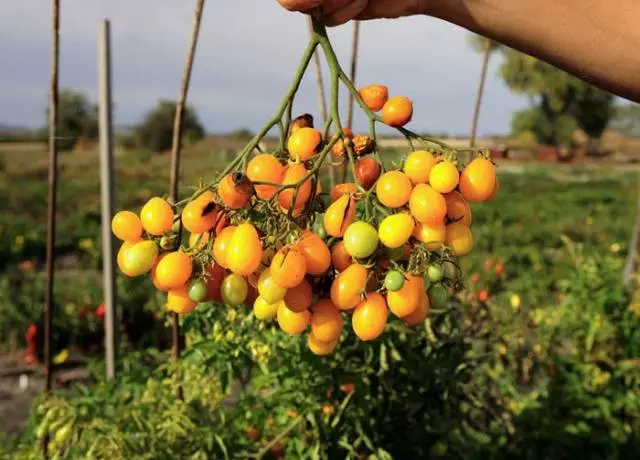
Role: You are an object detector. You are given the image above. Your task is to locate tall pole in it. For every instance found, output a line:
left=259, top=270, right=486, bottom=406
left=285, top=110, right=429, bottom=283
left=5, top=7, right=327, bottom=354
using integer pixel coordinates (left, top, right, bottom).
left=469, top=38, right=492, bottom=147
left=168, top=0, right=206, bottom=400
left=98, top=19, right=118, bottom=380
left=43, top=0, right=60, bottom=455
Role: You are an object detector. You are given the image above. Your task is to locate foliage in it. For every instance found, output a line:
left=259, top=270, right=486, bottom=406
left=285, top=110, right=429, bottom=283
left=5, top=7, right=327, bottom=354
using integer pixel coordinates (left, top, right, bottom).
left=132, top=100, right=205, bottom=152
left=498, top=50, right=614, bottom=145
left=47, top=89, right=98, bottom=151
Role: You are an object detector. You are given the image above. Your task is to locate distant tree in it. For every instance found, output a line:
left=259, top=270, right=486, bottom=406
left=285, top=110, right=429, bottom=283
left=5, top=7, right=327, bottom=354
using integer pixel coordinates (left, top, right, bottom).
left=47, top=89, right=98, bottom=150
left=499, top=50, right=614, bottom=146
left=611, top=104, right=640, bottom=137
left=133, top=100, right=205, bottom=152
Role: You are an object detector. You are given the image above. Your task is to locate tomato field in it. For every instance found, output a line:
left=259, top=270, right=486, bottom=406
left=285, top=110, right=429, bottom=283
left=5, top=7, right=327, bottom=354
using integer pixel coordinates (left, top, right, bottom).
left=1, top=134, right=639, bottom=458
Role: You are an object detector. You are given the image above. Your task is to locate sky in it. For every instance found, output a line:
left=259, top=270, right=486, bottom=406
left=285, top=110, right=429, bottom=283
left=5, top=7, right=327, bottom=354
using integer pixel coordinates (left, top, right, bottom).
left=0, top=0, right=530, bottom=136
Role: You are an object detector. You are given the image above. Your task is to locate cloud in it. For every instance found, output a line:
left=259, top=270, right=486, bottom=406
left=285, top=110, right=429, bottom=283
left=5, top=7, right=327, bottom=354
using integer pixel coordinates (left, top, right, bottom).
left=0, top=0, right=528, bottom=135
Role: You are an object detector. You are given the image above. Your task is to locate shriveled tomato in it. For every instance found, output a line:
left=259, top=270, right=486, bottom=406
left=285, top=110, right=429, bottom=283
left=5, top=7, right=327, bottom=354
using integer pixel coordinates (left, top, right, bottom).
left=376, top=171, right=412, bottom=208
left=429, top=160, right=459, bottom=194
left=140, top=197, right=174, bottom=236
left=352, top=292, right=388, bottom=341
left=331, top=240, right=352, bottom=272
left=297, top=232, right=331, bottom=276
left=283, top=278, right=313, bottom=312
left=409, top=184, right=446, bottom=224
left=219, top=173, right=253, bottom=209
left=212, top=225, right=237, bottom=268
left=246, top=153, right=284, bottom=200
left=277, top=301, right=311, bottom=335
left=378, top=213, right=415, bottom=248
left=227, top=223, right=263, bottom=276
left=403, top=150, right=439, bottom=184
left=444, top=191, right=472, bottom=226
left=330, top=183, right=356, bottom=203
left=324, top=194, right=356, bottom=237
left=278, top=163, right=313, bottom=209
left=330, top=263, right=368, bottom=310
left=308, top=333, right=338, bottom=355
left=359, top=84, right=388, bottom=112
left=270, top=246, right=307, bottom=288
left=387, top=275, right=423, bottom=317
left=459, top=157, right=496, bottom=202
left=355, top=157, right=381, bottom=191
left=181, top=191, right=218, bottom=233
left=445, top=221, right=474, bottom=256
left=343, top=221, right=379, bottom=259
left=310, top=299, right=343, bottom=343
left=111, top=210, right=143, bottom=242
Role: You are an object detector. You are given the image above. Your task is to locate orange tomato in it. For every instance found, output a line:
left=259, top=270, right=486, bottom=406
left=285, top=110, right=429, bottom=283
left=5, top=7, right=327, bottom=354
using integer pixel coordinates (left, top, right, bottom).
left=487, top=176, right=500, bottom=201
left=167, top=286, right=197, bottom=314
left=330, top=183, right=356, bottom=203
left=429, top=160, right=459, bottom=194
left=310, top=299, right=343, bottom=343
left=270, top=246, right=307, bottom=288
left=278, top=163, right=313, bottom=209
left=459, top=157, right=496, bottom=202
left=444, top=191, right=472, bottom=226
left=355, top=157, right=382, bottom=191
left=219, top=173, right=253, bottom=209
left=376, top=171, right=412, bottom=208
left=111, top=210, right=143, bottom=242
left=277, top=301, right=311, bottom=335
left=181, top=191, right=218, bottom=233
left=352, top=292, right=388, bottom=341
left=403, top=292, right=430, bottom=325
left=409, top=184, right=446, bottom=224
left=140, top=197, right=174, bottom=236
left=188, top=231, right=211, bottom=249
left=413, top=221, right=446, bottom=251
left=308, top=333, right=338, bottom=355
left=381, top=96, right=413, bottom=127
left=331, top=240, right=352, bottom=273
left=117, top=241, right=136, bottom=276
left=283, top=278, right=313, bottom=312
left=246, top=154, right=284, bottom=200
left=212, top=225, right=237, bottom=268
left=330, top=263, right=368, bottom=310
left=359, top=84, right=389, bottom=112
left=324, top=194, right=356, bottom=237
left=154, top=251, right=193, bottom=290
left=387, top=275, right=423, bottom=317
left=445, top=222, right=474, bottom=256
left=151, top=253, right=169, bottom=291
left=403, top=150, right=439, bottom=184
left=226, top=223, right=263, bottom=276
left=297, top=232, right=331, bottom=276
left=288, top=127, right=323, bottom=162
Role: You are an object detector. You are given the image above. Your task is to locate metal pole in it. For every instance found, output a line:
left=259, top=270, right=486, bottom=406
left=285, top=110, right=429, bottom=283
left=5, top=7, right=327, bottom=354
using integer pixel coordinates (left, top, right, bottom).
left=98, top=19, right=118, bottom=380
left=43, top=0, right=60, bottom=456
left=169, top=0, right=206, bottom=400
left=469, top=38, right=492, bottom=147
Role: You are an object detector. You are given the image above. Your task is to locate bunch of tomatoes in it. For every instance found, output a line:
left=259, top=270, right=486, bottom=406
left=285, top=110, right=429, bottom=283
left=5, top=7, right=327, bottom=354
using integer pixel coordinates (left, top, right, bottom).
left=111, top=83, right=498, bottom=356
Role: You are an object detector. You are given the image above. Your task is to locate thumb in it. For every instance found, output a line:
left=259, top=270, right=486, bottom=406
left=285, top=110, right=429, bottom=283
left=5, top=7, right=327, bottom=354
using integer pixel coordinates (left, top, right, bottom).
left=279, top=0, right=324, bottom=12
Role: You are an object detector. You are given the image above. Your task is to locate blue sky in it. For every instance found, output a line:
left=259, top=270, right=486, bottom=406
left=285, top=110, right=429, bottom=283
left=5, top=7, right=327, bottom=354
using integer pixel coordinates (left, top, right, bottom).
left=0, top=0, right=529, bottom=136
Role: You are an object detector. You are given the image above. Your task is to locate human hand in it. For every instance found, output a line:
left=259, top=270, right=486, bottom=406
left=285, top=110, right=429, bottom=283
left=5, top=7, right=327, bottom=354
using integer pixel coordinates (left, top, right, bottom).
left=278, top=0, right=426, bottom=26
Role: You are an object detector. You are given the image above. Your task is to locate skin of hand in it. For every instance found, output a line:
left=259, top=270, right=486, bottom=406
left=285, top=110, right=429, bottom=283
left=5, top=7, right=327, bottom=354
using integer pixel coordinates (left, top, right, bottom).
left=278, top=0, right=425, bottom=26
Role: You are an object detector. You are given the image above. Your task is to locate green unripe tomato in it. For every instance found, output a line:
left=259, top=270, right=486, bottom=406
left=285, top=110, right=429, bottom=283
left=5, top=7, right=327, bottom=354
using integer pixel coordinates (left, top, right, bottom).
left=221, top=274, right=248, bottom=306
left=384, top=270, right=405, bottom=292
left=427, top=264, right=444, bottom=282
left=428, top=284, right=448, bottom=310
left=188, top=279, right=207, bottom=302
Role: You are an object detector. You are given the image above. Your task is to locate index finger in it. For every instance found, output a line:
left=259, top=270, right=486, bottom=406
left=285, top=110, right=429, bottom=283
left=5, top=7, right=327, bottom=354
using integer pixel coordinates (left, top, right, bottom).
left=279, top=0, right=324, bottom=12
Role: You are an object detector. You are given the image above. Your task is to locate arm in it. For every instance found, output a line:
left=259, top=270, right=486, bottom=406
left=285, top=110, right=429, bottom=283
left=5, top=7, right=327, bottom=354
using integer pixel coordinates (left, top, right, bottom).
left=425, top=0, right=640, bottom=102
left=279, top=0, right=640, bottom=102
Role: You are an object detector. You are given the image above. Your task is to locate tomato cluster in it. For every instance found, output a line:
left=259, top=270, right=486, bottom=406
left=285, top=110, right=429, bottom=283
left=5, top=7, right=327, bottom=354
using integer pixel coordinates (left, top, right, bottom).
left=111, top=82, right=497, bottom=356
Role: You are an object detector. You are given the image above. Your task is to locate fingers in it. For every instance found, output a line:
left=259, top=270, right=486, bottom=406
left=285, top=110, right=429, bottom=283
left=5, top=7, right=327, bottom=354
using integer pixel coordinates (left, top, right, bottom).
left=356, top=0, right=424, bottom=20
left=278, top=0, right=324, bottom=12
left=324, top=0, right=369, bottom=26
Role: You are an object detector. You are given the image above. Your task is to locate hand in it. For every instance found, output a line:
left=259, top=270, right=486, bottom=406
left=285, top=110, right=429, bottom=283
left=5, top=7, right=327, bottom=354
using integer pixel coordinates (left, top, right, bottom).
left=278, top=0, right=426, bottom=26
